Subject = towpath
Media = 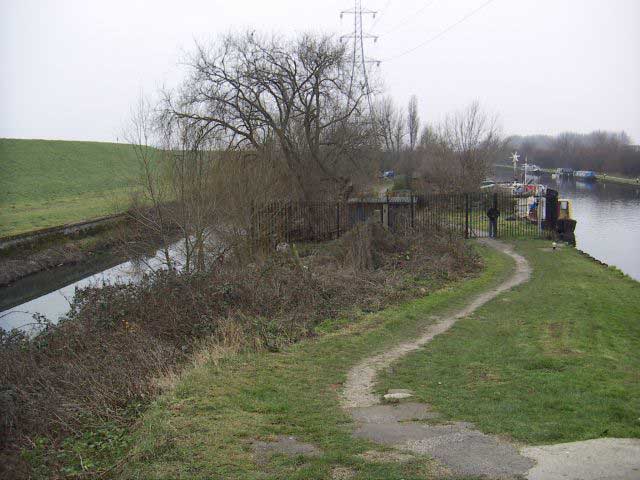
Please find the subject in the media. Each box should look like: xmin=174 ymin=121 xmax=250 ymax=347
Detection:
xmin=341 ymin=239 xmax=640 ymax=479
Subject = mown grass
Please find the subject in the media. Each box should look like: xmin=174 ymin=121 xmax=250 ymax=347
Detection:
xmin=0 ymin=138 xmax=144 ymax=236
xmin=49 ymin=244 xmax=511 ymax=480
xmin=377 ymin=241 xmax=640 ymax=445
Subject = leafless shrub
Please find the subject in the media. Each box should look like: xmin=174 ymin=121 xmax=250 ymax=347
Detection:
xmin=412 ymin=102 xmax=505 ymax=192
xmin=0 ymin=229 xmax=480 ymax=476
xmin=341 ymin=221 xmax=402 ymax=271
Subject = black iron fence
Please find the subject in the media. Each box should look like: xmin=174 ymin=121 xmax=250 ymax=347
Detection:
xmin=251 ymin=191 xmax=549 ymax=247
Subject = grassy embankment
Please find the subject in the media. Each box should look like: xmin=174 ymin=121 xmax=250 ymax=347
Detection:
xmin=378 ymin=241 xmax=640 ymax=444
xmin=0 ymin=138 xmax=144 ymax=237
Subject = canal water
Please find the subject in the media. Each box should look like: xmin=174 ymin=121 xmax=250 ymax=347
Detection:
xmin=0 ymin=241 xmax=186 ymax=332
xmin=2 ymin=175 xmax=639 ymax=332
xmin=493 ymin=168 xmax=640 ymax=281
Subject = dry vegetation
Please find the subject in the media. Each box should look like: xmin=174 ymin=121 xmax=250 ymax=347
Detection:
xmin=377 ymin=99 xmax=506 ymax=193
xmin=1 ymin=223 xmax=480 ymax=476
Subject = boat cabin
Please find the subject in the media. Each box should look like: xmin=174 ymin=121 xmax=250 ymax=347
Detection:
xmin=558 ymin=199 xmax=573 ymax=220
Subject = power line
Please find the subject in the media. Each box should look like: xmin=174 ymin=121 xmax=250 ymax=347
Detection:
xmin=370 ymin=0 xmax=391 ymax=29
xmin=378 ymin=0 xmax=438 ymax=37
xmin=381 ymin=0 xmax=496 ymax=62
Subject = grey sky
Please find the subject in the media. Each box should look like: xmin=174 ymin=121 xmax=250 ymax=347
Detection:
xmin=2 ymin=0 xmax=639 ymax=143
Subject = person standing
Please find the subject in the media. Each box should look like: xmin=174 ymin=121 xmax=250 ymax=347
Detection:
xmin=487 ymin=205 xmax=500 ymax=238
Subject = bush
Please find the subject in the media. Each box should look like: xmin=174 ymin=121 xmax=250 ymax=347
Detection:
xmin=0 ymin=229 xmax=480 ymax=477
xmin=390 ymin=174 xmax=412 ymax=193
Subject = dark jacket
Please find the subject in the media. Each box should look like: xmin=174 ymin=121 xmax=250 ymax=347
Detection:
xmin=487 ymin=207 xmax=500 ymax=220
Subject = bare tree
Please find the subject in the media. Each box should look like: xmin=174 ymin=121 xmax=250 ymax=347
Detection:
xmin=407 ymin=95 xmax=420 ymax=151
xmin=162 ymin=31 xmax=375 ymax=201
xmin=375 ymin=95 xmax=406 ymax=167
xmin=124 ymin=95 xmax=228 ymax=274
xmin=123 ymin=95 xmax=174 ymax=269
xmin=418 ymin=124 xmax=437 ymax=149
xmin=122 ymin=32 xmax=381 ymax=271
xmin=415 ymin=102 xmax=503 ymax=192
xmin=513 ymin=130 xmax=636 ymax=174
xmin=158 ymin=116 xmax=224 ymax=272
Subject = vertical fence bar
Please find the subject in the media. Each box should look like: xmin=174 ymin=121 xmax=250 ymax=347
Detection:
xmin=285 ymin=202 xmax=289 ymax=243
xmin=496 ymin=193 xmax=500 ymax=238
xmin=464 ymin=193 xmax=469 ymax=239
xmin=410 ymin=193 xmax=415 ymax=230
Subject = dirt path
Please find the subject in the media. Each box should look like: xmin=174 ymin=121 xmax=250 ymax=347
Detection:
xmin=341 ymin=239 xmax=640 ymax=479
xmin=341 ymin=239 xmax=531 ymax=410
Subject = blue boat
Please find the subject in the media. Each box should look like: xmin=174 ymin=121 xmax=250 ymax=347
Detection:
xmin=575 ymin=170 xmax=597 ymax=181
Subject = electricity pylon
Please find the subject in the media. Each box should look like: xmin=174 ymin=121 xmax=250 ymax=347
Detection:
xmin=340 ymin=0 xmax=380 ymax=117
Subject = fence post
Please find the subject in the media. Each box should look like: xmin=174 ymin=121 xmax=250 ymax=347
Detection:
xmin=336 ymin=203 xmax=341 ymax=238
xmin=284 ymin=201 xmax=289 ymax=243
xmin=249 ymin=201 xmax=255 ymax=254
xmin=410 ymin=193 xmax=415 ymax=229
xmin=493 ymin=192 xmax=499 ymax=238
xmin=537 ymin=194 xmax=543 ymax=236
xmin=464 ymin=193 xmax=469 ymax=239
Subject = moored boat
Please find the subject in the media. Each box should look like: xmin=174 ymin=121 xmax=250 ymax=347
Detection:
xmin=497 ymin=181 xmax=547 ymax=197
xmin=521 ymin=163 xmax=541 ymax=174
xmin=575 ymin=170 xmax=597 ymax=181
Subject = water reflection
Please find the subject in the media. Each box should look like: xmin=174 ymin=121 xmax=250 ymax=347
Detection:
xmin=0 ymin=241 xmax=186 ymax=332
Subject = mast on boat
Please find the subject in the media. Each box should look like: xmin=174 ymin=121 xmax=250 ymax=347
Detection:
xmin=511 ymin=151 xmax=520 ymax=182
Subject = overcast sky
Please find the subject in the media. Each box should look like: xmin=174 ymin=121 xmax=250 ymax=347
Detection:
xmin=2 ymin=0 xmax=639 ymax=143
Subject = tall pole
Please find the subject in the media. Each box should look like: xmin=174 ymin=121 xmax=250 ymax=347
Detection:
xmin=537 ymin=193 xmax=543 ymax=234
xmin=511 ymin=151 xmax=520 ymax=182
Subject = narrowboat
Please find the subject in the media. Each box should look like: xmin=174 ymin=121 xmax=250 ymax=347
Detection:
xmin=575 ymin=170 xmax=597 ymax=181
xmin=556 ymin=167 xmax=574 ymax=176
xmin=522 ymin=164 xmax=541 ymax=174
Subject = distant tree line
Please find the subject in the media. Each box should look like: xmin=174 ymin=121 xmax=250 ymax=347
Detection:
xmin=508 ymin=131 xmax=640 ymax=176
xmin=375 ymin=96 xmax=505 ymax=192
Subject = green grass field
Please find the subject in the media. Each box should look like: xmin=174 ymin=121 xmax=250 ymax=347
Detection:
xmin=378 ymin=241 xmax=640 ymax=444
xmin=0 ymin=138 xmax=144 ymax=237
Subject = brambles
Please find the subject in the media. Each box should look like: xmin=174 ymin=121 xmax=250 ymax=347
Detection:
xmin=0 ymin=229 xmax=479 ymax=476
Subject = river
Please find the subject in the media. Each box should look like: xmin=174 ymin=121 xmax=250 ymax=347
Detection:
xmin=493 ymin=168 xmax=640 ymax=281
xmin=2 ymin=176 xmax=639 ymax=332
